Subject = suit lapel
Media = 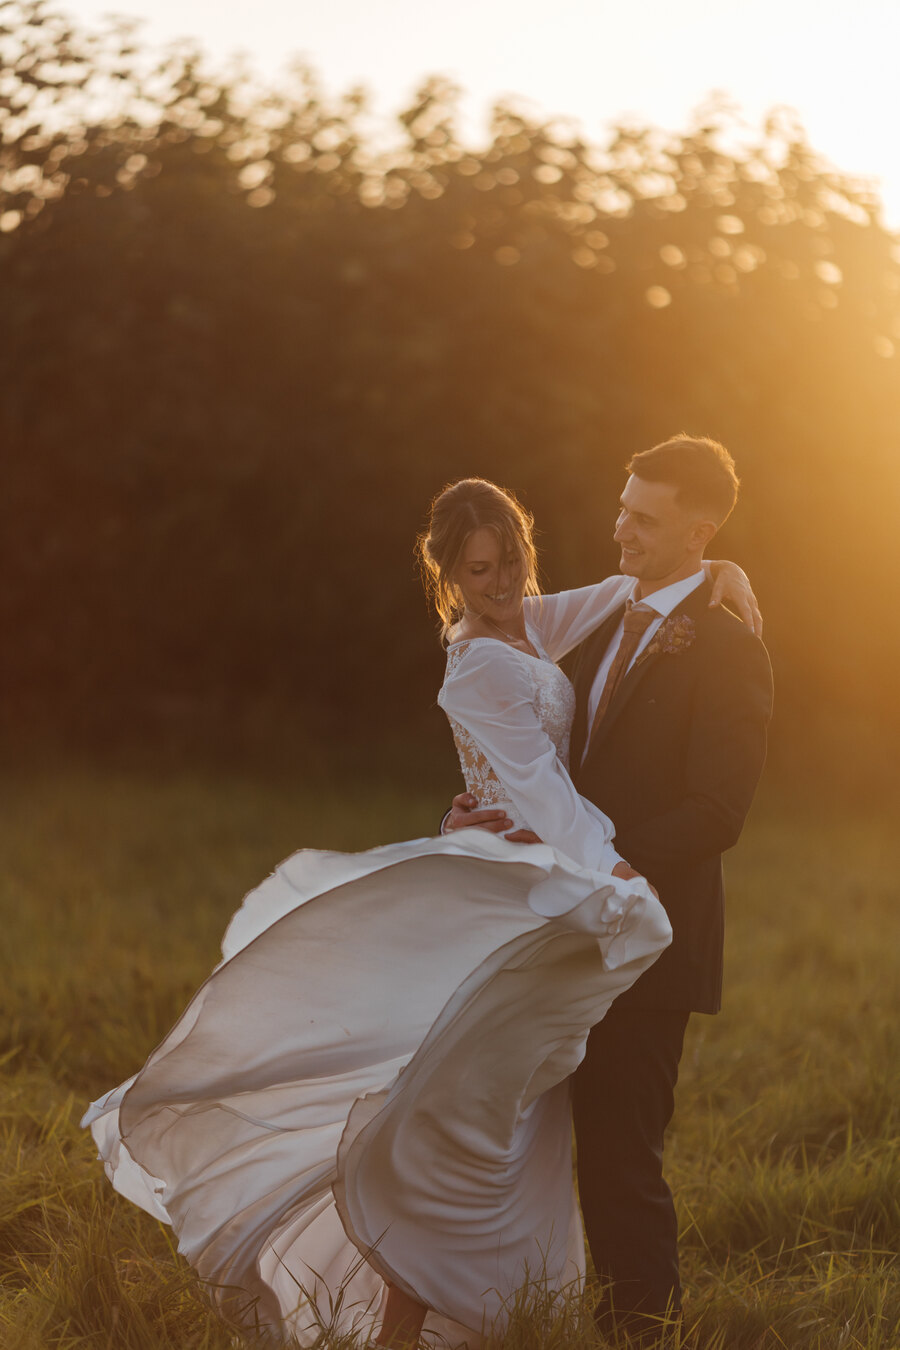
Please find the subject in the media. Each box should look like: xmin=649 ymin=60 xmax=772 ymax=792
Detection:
xmin=569 ymin=604 xmax=627 ymax=770
xmin=580 ymin=579 xmax=713 ymax=765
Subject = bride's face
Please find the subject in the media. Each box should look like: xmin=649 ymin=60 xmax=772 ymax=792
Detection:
xmin=454 ymin=527 xmax=525 ymax=624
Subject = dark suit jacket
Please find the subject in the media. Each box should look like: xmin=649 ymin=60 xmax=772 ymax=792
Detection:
xmin=570 ymin=579 xmax=773 ymax=1014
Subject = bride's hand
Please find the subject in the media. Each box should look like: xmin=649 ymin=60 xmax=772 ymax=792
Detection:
xmin=706 ymin=560 xmax=763 ymax=637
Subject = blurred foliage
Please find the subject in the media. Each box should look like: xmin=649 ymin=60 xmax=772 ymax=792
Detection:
xmin=2 ymin=1 xmax=899 ymax=777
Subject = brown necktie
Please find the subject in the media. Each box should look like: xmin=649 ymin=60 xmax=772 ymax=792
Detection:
xmin=587 ymin=602 xmax=658 ymax=747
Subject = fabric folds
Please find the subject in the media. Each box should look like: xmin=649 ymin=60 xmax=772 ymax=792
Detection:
xmin=83 ymin=829 xmax=670 ymax=1347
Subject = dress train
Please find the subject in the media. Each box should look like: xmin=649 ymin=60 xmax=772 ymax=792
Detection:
xmin=83 ymin=828 xmax=671 ymax=1346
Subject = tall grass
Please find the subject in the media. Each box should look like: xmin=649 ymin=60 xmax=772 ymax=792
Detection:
xmin=1 ymin=769 xmax=898 ymax=1348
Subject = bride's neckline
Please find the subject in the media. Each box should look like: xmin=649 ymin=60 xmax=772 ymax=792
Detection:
xmin=446 ymin=624 xmax=549 ymax=663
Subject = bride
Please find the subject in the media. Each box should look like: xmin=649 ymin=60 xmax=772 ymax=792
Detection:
xmin=83 ymin=477 xmax=755 ymax=1348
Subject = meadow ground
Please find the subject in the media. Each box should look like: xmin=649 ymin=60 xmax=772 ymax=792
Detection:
xmin=1 ymin=767 xmax=898 ymax=1349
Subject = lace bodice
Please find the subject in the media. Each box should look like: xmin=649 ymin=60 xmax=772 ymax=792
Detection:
xmin=437 ymin=589 xmax=634 ymax=875
xmin=443 ymin=640 xmax=576 ymax=813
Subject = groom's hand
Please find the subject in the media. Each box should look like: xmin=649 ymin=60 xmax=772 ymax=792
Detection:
xmin=444 ymin=795 xmax=543 ymax=843
xmin=445 ymin=792 xmax=514 ymax=834
xmin=613 ymin=859 xmax=660 ymax=901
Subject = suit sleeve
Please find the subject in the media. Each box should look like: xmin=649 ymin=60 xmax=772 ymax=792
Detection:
xmin=614 ymin=631 xmax=773 ymax=870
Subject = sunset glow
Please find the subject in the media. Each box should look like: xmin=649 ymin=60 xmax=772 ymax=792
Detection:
xmin=64 ymin=0 xmax=900 ymax=224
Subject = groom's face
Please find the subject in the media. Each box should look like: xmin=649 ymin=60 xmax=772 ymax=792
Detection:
xmin=614 ymin=474 xmax=705 ymax=586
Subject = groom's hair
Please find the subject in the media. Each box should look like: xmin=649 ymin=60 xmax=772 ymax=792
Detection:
xmin=627 ymin=434 xmax=740 ymax=526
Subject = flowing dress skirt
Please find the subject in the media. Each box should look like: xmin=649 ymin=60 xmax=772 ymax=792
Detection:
xmin=83 ymin=829 xmax=671 ymax=1347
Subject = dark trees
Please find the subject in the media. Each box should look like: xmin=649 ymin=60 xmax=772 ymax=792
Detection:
xmin=2 ymin=3 xmax=898 ymax=774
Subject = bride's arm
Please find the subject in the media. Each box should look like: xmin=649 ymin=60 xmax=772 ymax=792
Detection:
xmin=439 ymin=642 xmax=624 ymax=875
xmin=524 ymin=561 xmax=761 ymax=662
xmin=523 ymin=578 xmax=631 ymax=662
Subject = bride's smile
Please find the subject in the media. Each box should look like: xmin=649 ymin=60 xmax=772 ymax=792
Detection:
xmin=454 ymin=526 xmax=526 ymax=627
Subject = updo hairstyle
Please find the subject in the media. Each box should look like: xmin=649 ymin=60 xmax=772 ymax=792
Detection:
xmin=417 ymin=478 xmax=540 ymax=640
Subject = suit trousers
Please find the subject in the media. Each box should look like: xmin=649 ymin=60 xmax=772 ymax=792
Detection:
xmin=572 ymin=1002 xmax=690 ymax=1329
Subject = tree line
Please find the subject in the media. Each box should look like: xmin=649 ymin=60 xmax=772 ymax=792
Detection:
xmin=2 ymin=1 xmax=898 ymax=781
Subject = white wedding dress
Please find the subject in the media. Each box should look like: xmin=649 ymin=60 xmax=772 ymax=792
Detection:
xmin=83 ymin=576 xmax=672 ymax=1348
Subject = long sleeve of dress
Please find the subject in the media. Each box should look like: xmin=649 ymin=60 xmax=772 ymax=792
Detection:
xmin=523 ymin=577 xmax=632 ymax=661
xmin=523 ymin=562 xmax=747 ymax=661
xmin=438 ymin=641 xmax=624 ymax=875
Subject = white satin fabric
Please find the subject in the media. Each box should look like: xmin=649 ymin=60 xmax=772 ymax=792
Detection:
xmin=83 ymin=576 xmax=672 ymax=1348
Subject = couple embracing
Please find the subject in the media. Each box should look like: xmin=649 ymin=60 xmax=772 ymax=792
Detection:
xmin=84 ymin=434 xmax=773 ymax=1348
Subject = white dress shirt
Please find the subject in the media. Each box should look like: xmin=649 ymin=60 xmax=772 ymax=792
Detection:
xmin=583 ymin=570 xmax=707 ymax=753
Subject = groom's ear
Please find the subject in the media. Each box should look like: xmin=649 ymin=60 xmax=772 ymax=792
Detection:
xmin=690 ymin=519 xmax=718 ymax=551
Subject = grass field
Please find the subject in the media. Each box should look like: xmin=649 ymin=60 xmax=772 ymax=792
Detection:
xmin=1 ymin=767 xmax=898 ymax=1349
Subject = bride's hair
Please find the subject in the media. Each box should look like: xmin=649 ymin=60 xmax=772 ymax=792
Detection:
xmin=418 ymin=478 xmax=541 ymax=639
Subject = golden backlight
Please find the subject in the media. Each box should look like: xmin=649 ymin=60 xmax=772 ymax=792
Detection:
xmin=65 ymin=0 xmax=900 ymax=226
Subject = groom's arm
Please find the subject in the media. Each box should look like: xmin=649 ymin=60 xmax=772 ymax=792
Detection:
xmin=614 ymin=629 xmax=773 ymax=871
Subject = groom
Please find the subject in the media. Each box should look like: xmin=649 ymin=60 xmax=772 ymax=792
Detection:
xmin=446 ymin=435 xmax=773 ymax=1344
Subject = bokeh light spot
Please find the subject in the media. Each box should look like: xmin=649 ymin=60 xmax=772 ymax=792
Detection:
xmin=816 ymin=260 xmax=843 ymax=285
xmin=734 ymin=244 xmax=765 ymax=272
xmin=533 ymin=164 xmax=562 ymax=185
xmin=716 ymin=214 xmax=745 ymax=234
xmin=646 ymin=285 xmax=672 ymax=308
xmin=239 ymin=162 xmax=271 ymax=190
xmin=659 ymin=245 xmax=686 ymax=268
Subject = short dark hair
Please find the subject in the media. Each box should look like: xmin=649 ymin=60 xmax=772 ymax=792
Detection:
xmin=627 ymin=434 xmax=740 ymax=526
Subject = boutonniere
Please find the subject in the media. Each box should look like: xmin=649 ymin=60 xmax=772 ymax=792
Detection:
xmin=636 ymin=614 xmax=696 ymax=666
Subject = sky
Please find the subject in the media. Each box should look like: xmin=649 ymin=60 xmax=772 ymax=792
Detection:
xmin=63 ymin=0 xmax=900 ymax=224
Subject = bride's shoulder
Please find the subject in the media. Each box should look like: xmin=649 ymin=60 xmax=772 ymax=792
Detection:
xmin=442 ymin=635 xmax=529 ymax=689
xmin=444 ymin=634 xmax=519 ymax=666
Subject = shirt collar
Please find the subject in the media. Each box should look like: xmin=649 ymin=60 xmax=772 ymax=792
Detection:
xmin=627 ymin=569 xmax=706 ymax=619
